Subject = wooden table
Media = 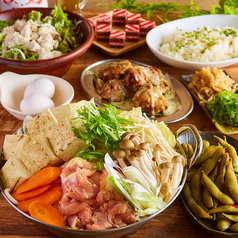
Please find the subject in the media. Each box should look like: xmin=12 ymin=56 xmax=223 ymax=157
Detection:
xmin=1 ymin=10 xmax=238 ymax=238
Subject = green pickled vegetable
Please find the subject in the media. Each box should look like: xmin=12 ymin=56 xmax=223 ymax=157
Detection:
xmin=206 ymin=90 xmax=238 ymax=127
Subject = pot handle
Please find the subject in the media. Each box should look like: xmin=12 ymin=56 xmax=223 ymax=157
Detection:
xmin=174 ymin=124 xmax=203 ymax=169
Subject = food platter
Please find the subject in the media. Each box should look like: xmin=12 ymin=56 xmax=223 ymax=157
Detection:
xmin=91 ymin=11 xmax=150 ymax=56
xmin=179 ymin=72 xmax=238 ymax=134
xmin=178 ymin=131 xmax=238 ymax=236
xmin=80 ymin=59 xmax=194 ymax=124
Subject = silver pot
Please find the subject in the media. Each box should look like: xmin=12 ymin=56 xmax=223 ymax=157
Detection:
xmin=0 ymin=124 xmax=203 ymax=238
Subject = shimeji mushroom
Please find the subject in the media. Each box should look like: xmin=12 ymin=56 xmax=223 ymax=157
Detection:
xmin=170 ymin=155 xmax=184 ymax=188
xmin=159 ymin=182 xmax=172 ymax=203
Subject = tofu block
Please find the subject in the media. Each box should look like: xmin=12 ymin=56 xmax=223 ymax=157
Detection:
xmin=40 ymin=108 xmax=58 ymax=137
xmin=3 ymin=134 xmax=31 ymax=160
xmin=0 ymin=157 xmax=32 ymax=191
xmin=25 ymin=114 xmax=41 ymax=138
xmin=47 ymin=118 xmax=88 ymax=162
xmin=20 ymin=135 xmax=62 ymax=174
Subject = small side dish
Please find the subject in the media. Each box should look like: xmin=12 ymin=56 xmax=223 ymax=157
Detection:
xmin=183 ymin=67 xmax=238 ymax=134
xmin=81 ymin=60 xmax=194 ymax=123
xmin=93 ymin=59 xmax=181 ymax=116
xmin=0 ymin=72 xmax=74 ymax=120
xmin=181 ymin=132 xmax=238 ymax=234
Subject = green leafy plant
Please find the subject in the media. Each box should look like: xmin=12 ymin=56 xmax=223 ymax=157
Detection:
xmin=110 ymin=0 xmax=238 ymax=21
xmin=206 ymin=90 xmax=238 ymax=127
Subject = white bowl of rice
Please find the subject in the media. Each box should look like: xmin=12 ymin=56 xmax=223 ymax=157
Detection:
xmin=146 ymin=14 xmax=238 ymax=70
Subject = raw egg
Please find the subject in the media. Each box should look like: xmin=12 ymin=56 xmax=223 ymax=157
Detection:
xmin=20 ymin=94 xmax=55 ymax=114
xmin=24 ymin=77 xmax=55 ymax=99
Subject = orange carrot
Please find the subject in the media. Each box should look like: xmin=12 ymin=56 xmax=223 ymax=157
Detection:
xmin=29 ymin=201 xmax=66 ymax=228
xmin=16 ymin=167 xmax=62 ymax=194
xmin=17 ymin=183 xmax=62 ymax=213
xmin=11 ymin=184 xmax=50 ymax=201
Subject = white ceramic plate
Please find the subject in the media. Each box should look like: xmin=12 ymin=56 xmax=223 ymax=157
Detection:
xmin=80 ymin=59 xmax=194 ymax=123
xmin=0 ymin=72 xmax=74 ymax=120
xmin=146 ymin=14 xmax=238 ymax=70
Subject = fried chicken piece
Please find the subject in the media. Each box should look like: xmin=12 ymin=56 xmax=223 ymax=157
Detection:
xmin=123 ymin=65 xmax=170 ymax=93
xmin=97 ymin=60 xmax=132 ymax=82
xmin=101 ymin=79 xmax=129 ymax=102
xmin=133 ymin=83 xmax=169 ymax=115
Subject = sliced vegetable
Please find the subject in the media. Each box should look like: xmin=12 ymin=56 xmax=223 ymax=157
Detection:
xmin=11 ymin=184 xmax=50 ymax=201
xmin=17 ymin=183 xmax=62 ymax=213
xmin=15 ymin=167 xmax=61 ymax=194
xmin=206 ymin=90 xmax=238 ymax=127
xmin=29 ymin=201 xmax=66 ymax=227
xmin=104 ymin=153 xmax=167 ymax=216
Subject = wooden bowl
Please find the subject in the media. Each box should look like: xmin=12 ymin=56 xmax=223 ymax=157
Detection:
xmin=0 ymin=8 xmax=94 ymax=76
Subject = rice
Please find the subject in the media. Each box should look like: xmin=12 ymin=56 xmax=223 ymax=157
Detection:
xmin=159 ymin=26 xmax=238 ymax=62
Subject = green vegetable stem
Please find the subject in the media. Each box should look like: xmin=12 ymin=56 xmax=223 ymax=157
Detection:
xmin=206 ymin=90 xmax=238 ymax=128
xmin=110 ymin=0 xmax=238 ymax=22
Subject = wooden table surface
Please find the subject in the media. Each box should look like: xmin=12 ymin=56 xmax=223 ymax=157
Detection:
xmin=1 ymin=10 xmax=238 ymax=238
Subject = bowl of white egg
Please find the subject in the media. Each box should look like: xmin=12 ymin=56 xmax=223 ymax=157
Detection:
xmin=0 ymin=72 xmax=74 ymax=120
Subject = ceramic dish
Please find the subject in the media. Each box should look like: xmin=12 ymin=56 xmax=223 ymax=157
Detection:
xmin=179 ymin=131 xmax=238 ymax=236
xmin=0 ymin=7 xmax=94 ymax=76
xmin=80 ymin=59 xmax=194 ymax=123
xmin=91 ymin=11 xmax=150 ymax=56
xmin=179 ymin=72 xmax=238 ymax=134
xmin=146 ymin=14 xmax=238 ymax=70
xmin=0 ymin=72 xmax=74 ymax=120
xmin=0 ymin=120 xmax=202 ymax=238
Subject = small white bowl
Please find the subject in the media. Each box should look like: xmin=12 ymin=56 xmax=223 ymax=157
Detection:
xmin=146 ymin=14 xmax=238 ymax=70
xmin=0 ymin=72 xmax=74 ymax=120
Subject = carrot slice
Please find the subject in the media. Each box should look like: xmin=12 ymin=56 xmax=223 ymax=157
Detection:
xmin=17 ymin=183 xmax=62 ymax=213
xmin=29 ymin=201 xmax=66 ymax=228
xmin=11 ymin=184 xmax=50 ymax=201
xmin=16 ymin=167 xmax=62 ymax=194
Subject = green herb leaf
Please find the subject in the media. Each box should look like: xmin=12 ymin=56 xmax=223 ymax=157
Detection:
xmin=206 ymin=90 xmax=238 ymax=127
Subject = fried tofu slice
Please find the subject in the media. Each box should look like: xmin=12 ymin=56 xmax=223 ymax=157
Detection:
xmin=26 ymin=109 xmax=58 ymax=138
xmin=2 ymin=134 xmax=31 ymax=160
xmin=39 ymin=108 xmax=58 ymax=137
xmin=0 ymin=157 xmax=32 ymax=191
xmin=47 ymin=118 xmax=87 ymax=162
xmin=20 ymin=135 xmax=63 ymax=174
xmin=25 ymin=114 xmax=41 ymax=138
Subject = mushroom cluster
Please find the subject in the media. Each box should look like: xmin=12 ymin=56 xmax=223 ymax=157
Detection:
xmin=113 ymin=131 xmax=186 ymax=203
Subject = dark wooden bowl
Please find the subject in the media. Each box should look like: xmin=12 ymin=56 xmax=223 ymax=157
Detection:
xmin=0 ymin=8 xmax=94 ymax=76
